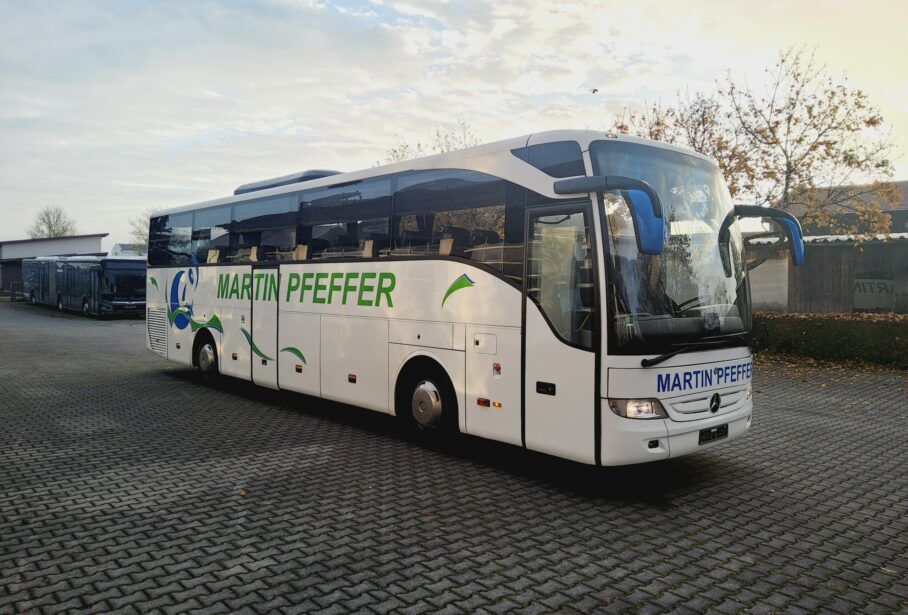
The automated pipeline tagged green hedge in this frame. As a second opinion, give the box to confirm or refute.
[752,312,908,368]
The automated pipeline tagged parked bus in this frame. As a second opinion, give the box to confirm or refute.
[22,257,57,306]
[24,256,146,316]
[146,130,804,466]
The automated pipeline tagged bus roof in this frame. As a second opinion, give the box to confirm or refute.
[153,130,717,218]
[51,255,146,264]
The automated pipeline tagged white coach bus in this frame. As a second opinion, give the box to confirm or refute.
[146,130,804,466]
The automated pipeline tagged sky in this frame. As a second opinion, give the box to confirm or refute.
[1,0,907,248]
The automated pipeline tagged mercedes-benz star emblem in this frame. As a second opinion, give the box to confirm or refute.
[709,393,722,413]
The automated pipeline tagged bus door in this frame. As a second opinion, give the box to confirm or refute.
[251,265,279,389]
[523,203,599,465]
[65,265,76,309]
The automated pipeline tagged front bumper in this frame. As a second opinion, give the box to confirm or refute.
[101,301,146,315]
[600,398,753,466]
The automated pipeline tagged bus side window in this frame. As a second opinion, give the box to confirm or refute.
[149,212,192,267]
[228,196,297,263]
[191,205,231,264]
[299,177,392,260]
[391,170,525,285]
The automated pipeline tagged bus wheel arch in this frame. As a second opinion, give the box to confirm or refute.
[394,355,458,433]
[193,329,219,379]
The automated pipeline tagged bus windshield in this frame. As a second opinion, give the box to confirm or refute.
[102,264,146,300]
[590,140,749,355]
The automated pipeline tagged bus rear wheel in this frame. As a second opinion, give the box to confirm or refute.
[195,333,219,381]
[396,360,457,434]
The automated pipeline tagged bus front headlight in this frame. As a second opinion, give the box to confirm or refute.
[608,399,668,419]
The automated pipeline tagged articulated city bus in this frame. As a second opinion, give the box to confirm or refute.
[24,255,146,316]
[146,130,804,465]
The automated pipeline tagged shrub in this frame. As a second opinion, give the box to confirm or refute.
[752,312,908,368]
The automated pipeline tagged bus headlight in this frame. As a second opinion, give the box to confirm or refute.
[608,399,667,419]
[745,383,753,400]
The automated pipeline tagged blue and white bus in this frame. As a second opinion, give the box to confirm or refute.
[145,130,803,465]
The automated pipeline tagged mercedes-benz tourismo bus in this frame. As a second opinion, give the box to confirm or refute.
[145,131,804,465]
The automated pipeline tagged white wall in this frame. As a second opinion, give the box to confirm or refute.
[0,236,104,259]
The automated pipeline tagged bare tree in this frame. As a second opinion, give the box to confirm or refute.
[611,102,681,145]
[378,118,481,165]
[611,48,898,245]
[724,47,897,236]
[128,207,160,244]
[27,205,77,238]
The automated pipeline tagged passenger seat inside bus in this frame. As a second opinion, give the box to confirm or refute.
[471,229,500,246]
[440,226,470,256]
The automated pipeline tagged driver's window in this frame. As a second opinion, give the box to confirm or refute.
[527,209,595,349]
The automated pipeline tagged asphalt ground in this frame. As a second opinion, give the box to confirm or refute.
[1,300,906,614]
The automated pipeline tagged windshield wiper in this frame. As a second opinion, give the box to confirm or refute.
[640,333,749,368]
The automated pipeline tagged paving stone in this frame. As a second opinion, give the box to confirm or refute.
[0,301,906,614]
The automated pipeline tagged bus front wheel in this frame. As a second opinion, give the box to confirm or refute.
[194,332,219,381]
[396,360,457,434]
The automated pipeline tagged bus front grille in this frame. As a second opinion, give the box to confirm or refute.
[147,308,168,356]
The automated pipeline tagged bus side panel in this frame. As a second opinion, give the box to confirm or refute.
[188,265,250,378]
[464,324,522,446]
[168,312,194,366]
[321,315,389,413]
[218,307,251,379]
[277,311,321,396]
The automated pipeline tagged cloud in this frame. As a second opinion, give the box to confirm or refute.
[0,0,905,246]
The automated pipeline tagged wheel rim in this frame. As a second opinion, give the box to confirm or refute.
[411,380,443,429]
[198,343,216,373]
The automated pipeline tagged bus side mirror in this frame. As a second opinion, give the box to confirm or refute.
[623,188,664,255]
[718,205,805,277]
[553,175,664,255]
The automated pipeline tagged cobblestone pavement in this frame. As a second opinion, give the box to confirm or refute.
[1,301,906,614]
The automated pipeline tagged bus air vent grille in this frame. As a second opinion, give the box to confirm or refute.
[147,308,168,355]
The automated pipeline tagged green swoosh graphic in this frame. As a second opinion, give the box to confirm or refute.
[190,314,224,333]
[150,276,158,290]
[167,305,190,325]
[280,346,307,364]
[241,327,273,361]
[441,273,475,307]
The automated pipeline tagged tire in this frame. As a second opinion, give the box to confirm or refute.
[396,361,457,434]
[195,334,219,381]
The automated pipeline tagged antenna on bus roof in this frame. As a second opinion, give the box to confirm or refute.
[234,169,341,195]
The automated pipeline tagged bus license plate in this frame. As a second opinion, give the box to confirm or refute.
[699,424,728,445]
